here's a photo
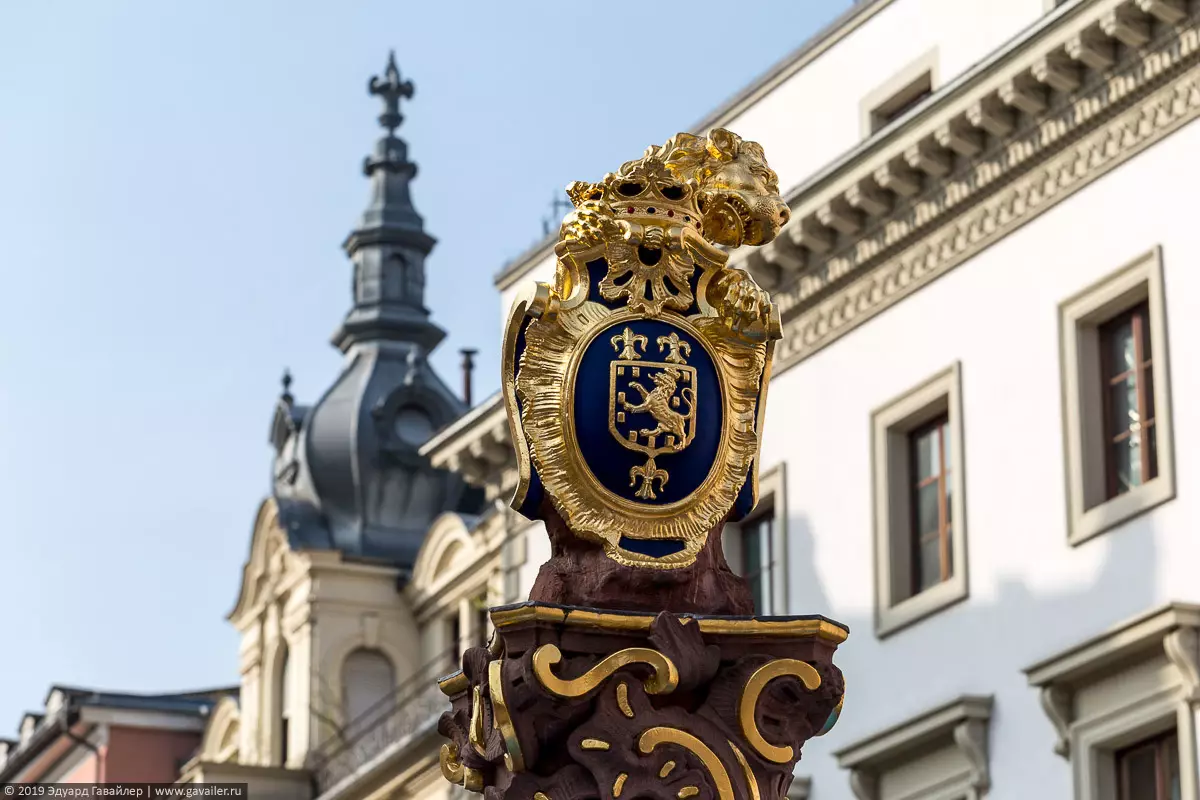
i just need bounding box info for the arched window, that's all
[342,649,395,729]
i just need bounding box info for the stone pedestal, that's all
[437,603,847,800]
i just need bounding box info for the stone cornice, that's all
[834,695,993,800]
[1023,602,1200,759]
[1024,602,1200,687]
[421,391,514,497]
[741,0,1200,373]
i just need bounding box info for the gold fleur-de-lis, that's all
[630,457,668,499]
[656,333,691,365]
[611,327,648,360]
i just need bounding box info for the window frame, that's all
[1025,603,1200,800]
[1098,301,1157,499]
[834,695,993,800]
[860,49,939,137]
[907,414,953,595]
[722,463,788,616]
[1116,729,1179,800]
[1058,246,1175,547]
[871,363,968,638]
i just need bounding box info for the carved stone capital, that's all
[872,161,921,197]
[1032,54,1081,93]
[1100,7,1150,46]
[848,771,877,800]
[1164,626,1200,703]
[934,119,983,156]
[1138,0,1186,23]
[953,717,991,794]
[1039,685,1073,758]
[965,95,1014,137]
[437,604,846,800]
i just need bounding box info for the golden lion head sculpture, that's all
[565,128,789,250]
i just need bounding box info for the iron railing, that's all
[308,644,462,795]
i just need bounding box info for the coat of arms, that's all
[608,328,697,499]
[502,127,788,568]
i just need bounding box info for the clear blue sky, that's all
[0,1,849,728]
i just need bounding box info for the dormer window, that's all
[861,51,940,137]
[874,77,932,131]
[394,406,435,447]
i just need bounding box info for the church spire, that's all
[333,51,443,354]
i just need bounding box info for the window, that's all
[861,50,939,136]
[1026,603,1200,800]
[474,595,490,648]
[1099,303,1158,499]
[908,415,952,595]
[342,649,395,729]
[736,512,774,614]
[871,364,967,637]
[1059,247,1175,546]
[834,695,993,800]
[447,613,462,656]
[722,464,788,616]
[278,643,291,766]
[1117,730,1180,800]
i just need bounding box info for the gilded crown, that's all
[564,128,786,250]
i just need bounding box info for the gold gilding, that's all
[489,603,849,644]
[616,682,635,719]
[504,129,787,569]
[440,743,465,785]
[659,761,677,779]
[438,670,470,697]
[613,774,628,798]
[463,768,484,793]
[580,738,611,751]
[469,686,487,757]
[639,727,735,800]
[729,742,761,800]
[532,644,679,698]
[488,659,526,772]
[739,659,822,764]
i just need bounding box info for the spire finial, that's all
[369,50,414,135]
[281,369,294,403]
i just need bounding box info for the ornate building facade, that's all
[441,1,1200,799]
[176,53,495,800]
[7,1,1200,797]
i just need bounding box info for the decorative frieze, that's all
[747,0,1200,373]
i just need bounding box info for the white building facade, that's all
[457,0,1200,798]
[179,2,1200,800]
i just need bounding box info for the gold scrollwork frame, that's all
[738,659,822,764]
[488,660,526,772]
[532,643,679,697]
[509,296,768,568]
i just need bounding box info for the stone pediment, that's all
[228,498,304,626]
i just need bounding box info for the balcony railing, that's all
[308,645,461,795]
